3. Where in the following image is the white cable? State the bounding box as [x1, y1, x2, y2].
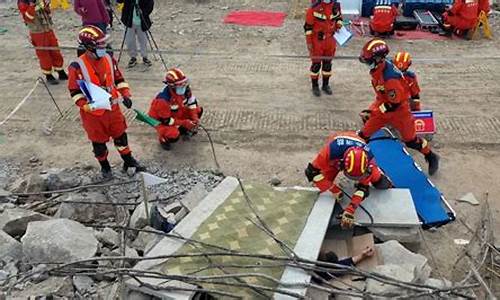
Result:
[0, 79, 40, 127]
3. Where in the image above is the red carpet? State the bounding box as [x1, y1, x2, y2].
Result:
[223, 11, 287, 27]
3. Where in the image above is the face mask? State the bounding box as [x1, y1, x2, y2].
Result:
[175, 86, 187, 95]
[95, 48, 107, 58]
[323, 0, 332, 3]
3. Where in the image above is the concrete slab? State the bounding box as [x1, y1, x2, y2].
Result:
[457, 192, 479, 206]
[274, 191, 335, 299]
[337, 188, 420, 227]
[369, 226, 421, 243]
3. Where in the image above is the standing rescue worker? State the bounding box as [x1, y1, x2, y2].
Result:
[393, 51, 421, 111]
[148, 68, 203, 150]
[305, 131, 393, 229]
[369, 0, 399, 36]
[304, 0, 343, 97]
[357, 39, 439, 175]
[441, 0, 479, 36]
[68, 25, 144, 179]
[17, 0, 67, 84]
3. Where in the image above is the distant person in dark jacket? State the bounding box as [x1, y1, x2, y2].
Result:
[117, 0, 154, 68]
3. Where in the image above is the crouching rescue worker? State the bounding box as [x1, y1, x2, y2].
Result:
[68, 25, 145, 179]
[304, 0, 343, 97]
[393, 51, 421, 111]
[357, 39, 439, 175]
[369, 0, 399, 37]
[305, 131, 393, 229]
[148, 68, 203, 150]
[18, 0, 68, 84]
[441, 0, 479, 37]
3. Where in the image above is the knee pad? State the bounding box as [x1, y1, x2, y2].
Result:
[113, 133, 128, 147]
[305, 163, 321, 182]
[310, 63, 321, 73]
[92, 142, 108, 160]
[322, 61, 332, 72]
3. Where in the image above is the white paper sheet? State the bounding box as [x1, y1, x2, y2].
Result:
[334, 26, 354, 47]
[78, 80, 112, 111]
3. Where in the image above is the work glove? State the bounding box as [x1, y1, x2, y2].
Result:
[181, 120, 197, 131]
[122, 97, 133, 109]
[82, 103, 94, 113]
[359, 109, 371, 124]
[336, 20, 343, 30]
[340, 209, 355, 229]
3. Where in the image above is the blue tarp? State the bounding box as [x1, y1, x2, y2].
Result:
[368, 129, 454, 227]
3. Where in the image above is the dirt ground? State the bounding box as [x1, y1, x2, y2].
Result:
[0, 0, 499, 293]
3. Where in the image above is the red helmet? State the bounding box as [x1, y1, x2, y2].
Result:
[164, 68, 188, 86]
[359, 39, 389, 66]
[342, 147, 370, 180]
[78, 25, 107, 49]
[393, 51, 412, 71]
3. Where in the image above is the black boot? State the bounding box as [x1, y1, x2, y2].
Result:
[322, 78, 332, 95]
[45, 74, 59, 85]
[121, 153, 146, 176]
[425, 151, 440, 176]
[99, 159, 113, 181]
[312, 79, 321, 97]
[57, 70, 68, 80]
[160, 141, 171, 151]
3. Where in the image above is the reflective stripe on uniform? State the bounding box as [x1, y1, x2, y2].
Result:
[116, 82, 129, 89]
[305, 30, 313, 35]
[25, 12, 35, 20]
[313, 12, 327, 20]
[72, 93, 85, 103]
[353, 190, 365, 198]
[313, 174, 324, 182]
[321, 71, 332, 76]
[367, 40, 386, 51]
[167, 118, 175, 126]
[171, 105, 179, 111]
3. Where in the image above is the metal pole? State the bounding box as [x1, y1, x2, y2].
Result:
[117, 27, 128, 64]
[38, 77, 63, 117]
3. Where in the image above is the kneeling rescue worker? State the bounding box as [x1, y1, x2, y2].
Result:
[148, 68, 203, 150]
[357, 39, 439, 175]
[393, 51, 421, 111]
[305, 131, 393, 229]
[441, 0, 479, 37]
[68, 25, 145, 179]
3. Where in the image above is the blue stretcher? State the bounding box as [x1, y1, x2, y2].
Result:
[368, 128, 455, 227]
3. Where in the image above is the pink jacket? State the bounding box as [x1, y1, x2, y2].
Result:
[74, 0, 110, 26]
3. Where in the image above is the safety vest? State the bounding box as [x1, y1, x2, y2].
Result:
[76, 53, 120, 116]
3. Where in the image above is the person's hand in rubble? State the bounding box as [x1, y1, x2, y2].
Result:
[352, 246, 375, 264]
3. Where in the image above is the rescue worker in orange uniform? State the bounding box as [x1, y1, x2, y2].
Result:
[304, 0, 343, 97]
[68, 25, 144, 179]
[357, 39, 439, 175]
[393, 51, 421, 111]
[478, 0, 490, 15]
[17, 0, 67, 84]
[369, 0, 399, 36]
[148, 68, 203, 150]
[305, 131, 393, 229]
[441, 0, 479, 36]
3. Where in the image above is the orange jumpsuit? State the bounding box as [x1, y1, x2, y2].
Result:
[360, 60, 431, 155]
[68, 52, 131, 161]
[18, 0, 64, 75]
[443, 0, 479, 32]
[309, 131, 384, 213]
[402, 70, 421, 111]
[148, 86, 203, 144]
[304, 0, 342, 81]
[370, 3, 398, 35]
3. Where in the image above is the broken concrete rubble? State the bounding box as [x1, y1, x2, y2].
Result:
[365, 264, 415, 296]
[40, 168, 81, 191]
[10, 276, 74, 299]
[94, 227, 120, 248]
[72, 275, 96, 295]
[369, 226, 421, 243]
[179, 182, 208, 212]
[55, 192, 116, 223]
[131, 226, 162, 254]
[22, 219, 98, 263]
[375, 240, 431, 283]
[0, 230, 22, 261]
[0, 208, 50, 237]
[130, 202, 149, 229]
